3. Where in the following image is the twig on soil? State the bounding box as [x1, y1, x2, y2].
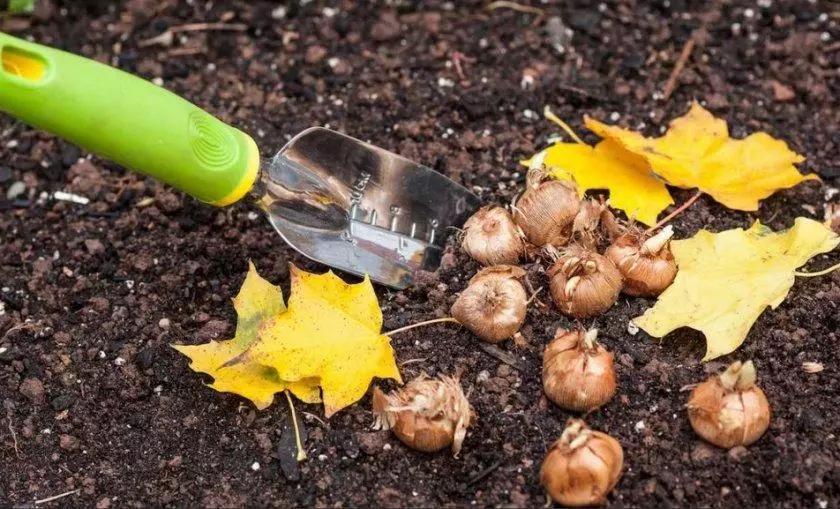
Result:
[645, 190, 703, 234]
[486, 1, 545, 27]
[138, 22, 247, 48]
[399, 358, 428, 366]
[466, 460, 503, 486]
[34, 489, 81, 505]
[302, 412, 329, 429]
[450, 51, 474, 83]
[6, 407, 21, 459]
[661, 28, 705, 100]
[477, 343, 525, 371]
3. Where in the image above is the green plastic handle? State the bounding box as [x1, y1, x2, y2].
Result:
[0, 32, 259, 205]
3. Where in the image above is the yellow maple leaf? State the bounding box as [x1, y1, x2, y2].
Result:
[172, 262, 322, 409]
[528, 139, 674, 226]
[633, 218, 839, 360]
[586, 101, 818, 210]
[246, 266, 402, 416]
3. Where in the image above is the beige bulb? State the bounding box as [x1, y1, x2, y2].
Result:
[547, 245, 623, 318]
[543, 328, 616, 412]
[372, 373, 474, 456]
[687, 360, 771, 448]
[512, 167, 580, 247]
[451, 265, 528, 343]
[460, 206, 525, 266]
[605, 225, 677, 297]
[540, 419, 624, 507]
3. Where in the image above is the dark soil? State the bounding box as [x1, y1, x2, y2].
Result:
[2, 1, 839, 507]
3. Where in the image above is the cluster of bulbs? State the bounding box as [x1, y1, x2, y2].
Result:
[370, 169, 771, 506]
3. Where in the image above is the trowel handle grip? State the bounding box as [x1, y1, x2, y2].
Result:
[0, 32, 259, 206]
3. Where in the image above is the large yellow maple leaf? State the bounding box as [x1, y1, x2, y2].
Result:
[634, 218, 839, 360]
[586, 101, 818, 211]
[172, 262, 321, 409]
[173, 264, 402, 416]
[529, 139, 674, 226]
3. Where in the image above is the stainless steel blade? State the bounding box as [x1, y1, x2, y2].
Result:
[252, 127, 481, 289]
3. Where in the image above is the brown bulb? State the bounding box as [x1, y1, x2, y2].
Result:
[372, 373, 474, 456]
[825, 203, 839, 232]
[571, 198, 607, 248]
[605, 225, 677, 297]
[547, 245, 623, 318]
[460, 206, 525, 266]
[512, 168, 580, 247]
[451, 266, 528, 343]
[687, 360, 771, 449]
[543, 328, 616, 412]
[540, 419, 624, 507]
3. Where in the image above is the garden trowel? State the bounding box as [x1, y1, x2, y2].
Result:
[0, 32, 479, 289]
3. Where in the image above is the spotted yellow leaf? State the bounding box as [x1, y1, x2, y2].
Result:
[586, 101, 818, 210]
[634, 218, 839, 360]
[173, 263, 402, 416]
[172, 262, 321, 409]
[247, 266, 402, 417]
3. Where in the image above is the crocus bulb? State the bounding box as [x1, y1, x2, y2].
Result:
[451, 265, 528, 343]
[372, 373, 474, 456]
[543, 328, 616, 412]
[547, 245, 623, 318]
[605, 225, 677, 297]
[512, 167, 580, 247]
[571, 198, 607, 248]
[687, 360, 771, 449]
[540, 419, 624, 507]
[460, 206, 525, 265]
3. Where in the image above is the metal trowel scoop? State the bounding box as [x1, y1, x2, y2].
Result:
[0, 32, 480, 288]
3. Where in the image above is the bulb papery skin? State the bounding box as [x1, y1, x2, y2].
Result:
[543, 329, 616, 412]
[451, 266, 528, 343]
[540, 419, 624, 507]
[460, 206, 525, 266]
[512, 171, 580, 247]
[605, 225, 677, 297]
[687, 360, 771, 448]
[547, 246, 623, 318]
[372, 374, 474, 456]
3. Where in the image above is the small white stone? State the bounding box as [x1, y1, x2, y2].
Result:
[318, 454, 328, 461]
[159, 318, 171, 329]
[609, 111, 621, 121]
[250, 461, 261, 471]
[322, 7, 338, 18]
[437, 77, 455, 88]
[153, 385, 163, 394]
[757, 0, 772, 7]
[0, 347, 7, 355]
[114, 357, 126, 366]
[476, 370, 491, 383]
[731, 23, 742, 35]
[744, 8, 754, 18]
[634, 420, 646, 433]
[383, 443, 392, 451]
[820, 32, 831, 42]
[523, 109, 536, 120]
[818, 13, 828, 22]
[271, 6, 287, 19]
[247, 211, 260, 221]
[152, 77, 164, 86]
[817, 500, 828, 509]
[125, 280, 135, 290]
[627, 321, 640, 335]
[98, 350, 106, 359]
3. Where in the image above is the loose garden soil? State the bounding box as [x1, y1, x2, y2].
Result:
[1, 1, 839, 507]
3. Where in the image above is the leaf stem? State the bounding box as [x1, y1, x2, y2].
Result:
[283, 390, 307, 462]
[544, 106, 586, 145]
[794, 261, 840, 278]
[645, 190, 703, 234]
[384, 317, 461, 336]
